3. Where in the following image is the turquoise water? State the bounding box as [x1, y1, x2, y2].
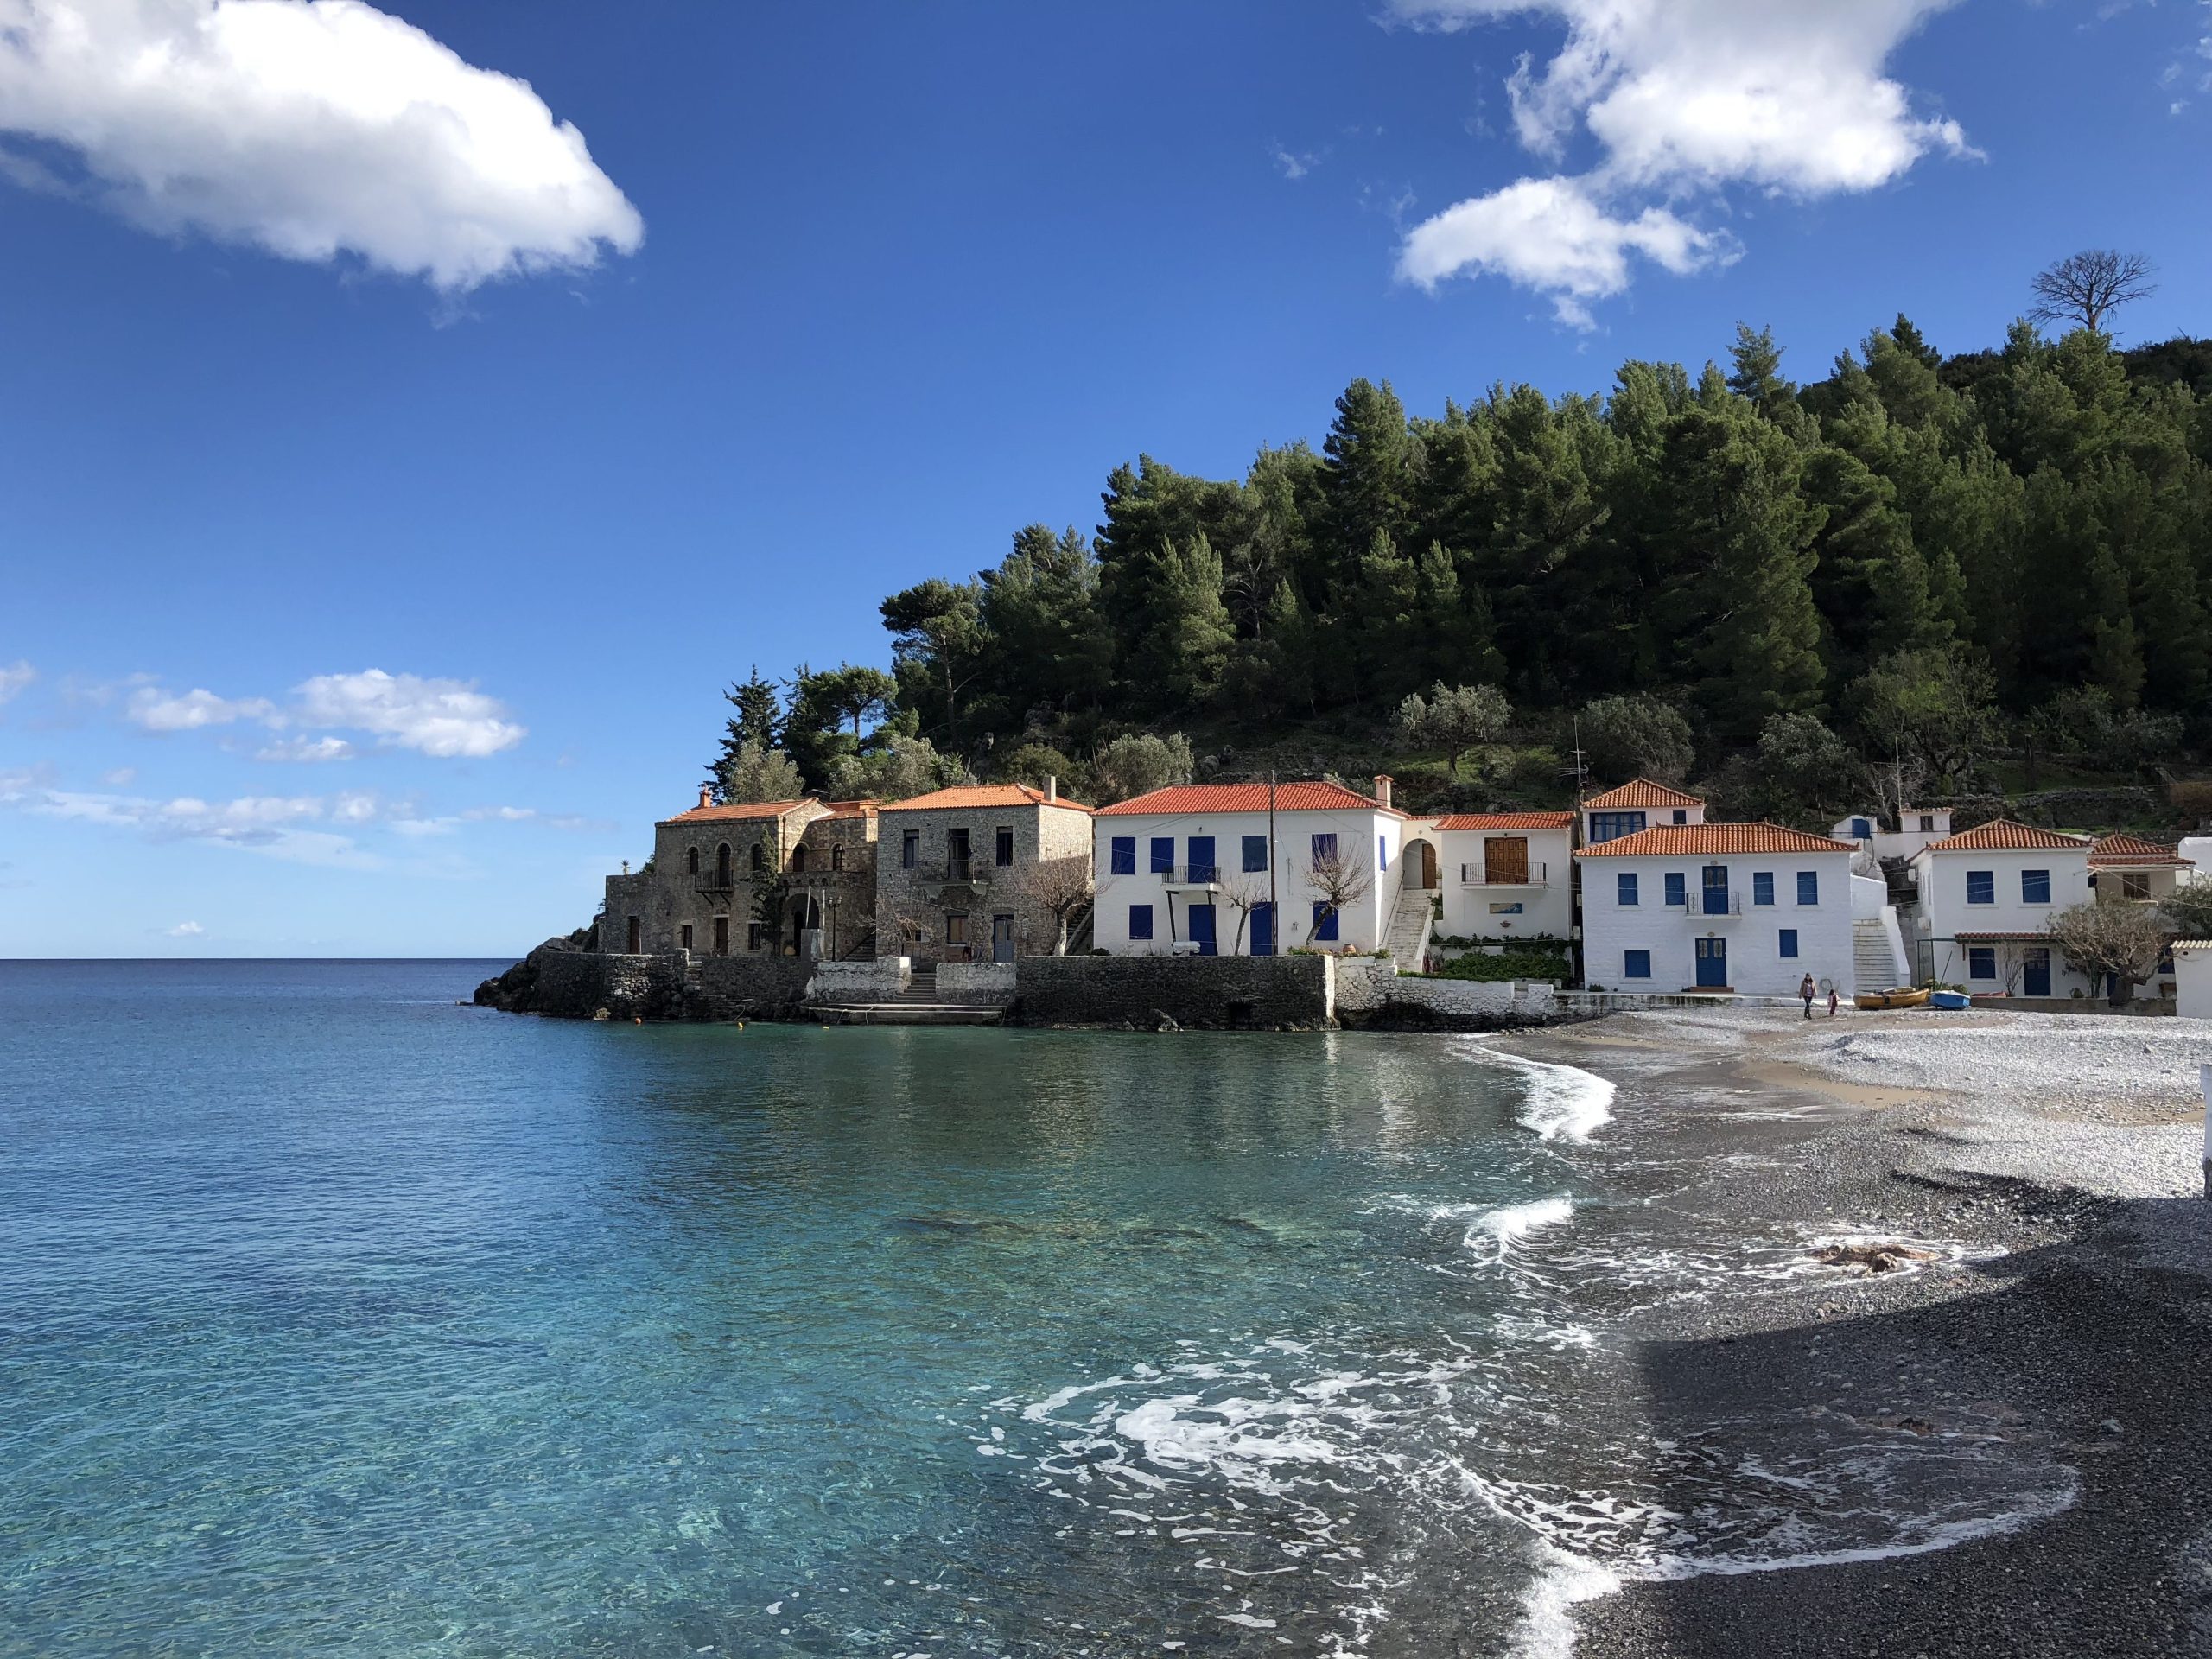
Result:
[0, 961, 1609, 1657]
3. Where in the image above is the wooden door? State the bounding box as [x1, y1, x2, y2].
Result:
[1485, 837, 1529, 885]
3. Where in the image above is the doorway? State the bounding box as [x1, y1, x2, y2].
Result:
[1250, 902, 1275, 957]
[712, 914, 728, 957]
[1415, 840, 1441, 888]
[2023, 947, 2052, 997]
[992, 913, 1015, 962]
[1694, 936, 1727, 988]
[626, 915, 641, 954]
[1482, 837, 1524, 885]
[1188, 904, 1218, 956]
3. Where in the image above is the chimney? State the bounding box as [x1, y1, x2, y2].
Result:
[1046, 775, 1058, 803]
[698, 784, 713, 810]
[1374, 773, 1393, 810]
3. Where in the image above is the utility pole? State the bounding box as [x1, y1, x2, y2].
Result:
[1268, 772, 1279, 945]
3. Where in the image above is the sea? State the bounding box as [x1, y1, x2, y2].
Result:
[0, 960, 2076, 1657]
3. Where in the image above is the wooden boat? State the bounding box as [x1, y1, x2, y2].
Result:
[1853, 987, 1932, 1011]
[1928, 990, 1972, 1011]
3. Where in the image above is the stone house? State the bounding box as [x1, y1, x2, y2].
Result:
[600, 787, 878, 961]
[874, 782, 1094, 963]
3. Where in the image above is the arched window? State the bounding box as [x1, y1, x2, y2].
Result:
[831, 844, 844, 872]
[686, 846, 699, 875]
[791, 844, 808, 874]
[750, 842, 766, 873]
[715, 842, 732, 885]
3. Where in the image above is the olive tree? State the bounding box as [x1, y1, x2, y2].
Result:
[2047, 899, 2169, 1006]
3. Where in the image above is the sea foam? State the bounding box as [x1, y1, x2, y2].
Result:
[1467, 1044, 1618, 1143]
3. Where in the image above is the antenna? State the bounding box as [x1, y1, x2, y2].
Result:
[1571, 717, 1587, 801]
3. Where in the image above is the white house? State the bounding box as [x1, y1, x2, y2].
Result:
[2172, 941, 2212, 1021]
[1432, 812, 1577, 942]
[1831, 806, 1955, 864]
[1090, 779, 1407, 956]
[1581, 779, 1705, 845]
[1905, 819, 2095, 999]
[1576, 823, 1859, 995]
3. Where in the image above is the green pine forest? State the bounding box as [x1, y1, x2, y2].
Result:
[710, 317, 2212, 833]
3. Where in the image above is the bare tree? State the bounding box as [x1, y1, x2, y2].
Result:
[2047, 899, 2169, 1006]
[1307, 846, 1373, 949]
[1016, 855, 1094, 956]
[1218, 872, 1272, 954]
[2028, 250, 2158, 336]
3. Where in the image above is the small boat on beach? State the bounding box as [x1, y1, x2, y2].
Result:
[1928, 990, 1972, 1010]
[1854, 987, 1932, 1011]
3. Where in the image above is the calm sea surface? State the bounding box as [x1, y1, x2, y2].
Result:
[3, 960, 1630, 1656]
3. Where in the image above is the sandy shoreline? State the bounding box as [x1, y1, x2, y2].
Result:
[1486, 1007, 2212, 1659]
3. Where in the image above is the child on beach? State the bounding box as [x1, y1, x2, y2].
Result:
[1827, 985, 1840, 1017]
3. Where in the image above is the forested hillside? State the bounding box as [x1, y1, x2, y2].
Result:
[712, 320, 2212, 827]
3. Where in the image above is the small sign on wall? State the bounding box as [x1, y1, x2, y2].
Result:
[1489, 901, 1524, 915]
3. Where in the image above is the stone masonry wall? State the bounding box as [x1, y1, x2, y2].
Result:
[936, 962, 1017, 1007]
[874, 803, 1092, 963]
[1013, 955, 1332, 1029]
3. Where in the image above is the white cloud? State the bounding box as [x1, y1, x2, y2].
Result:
[103, 766, 136, 786]
[25, 785, 382, 865]
[293, 669, 524, 757]
[128, 684, 279, 732]
[166, 920, 205, 938]
[0, 0, 643, 291]
[0, 659, 33, 703]
[1271, 141, 1325, 181]
[255, 734, 354, 762]
[1389, 0, 1970, 320]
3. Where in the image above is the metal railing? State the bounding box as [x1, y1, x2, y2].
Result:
[1157, 863, 1227, 885]
[911, 861, 998, 886]
[1460, 861, 1548, 887]
[1669, 889, 1743, 918]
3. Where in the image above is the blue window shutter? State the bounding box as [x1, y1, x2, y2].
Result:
[1149, 837, 1173, 874]
[1968, 947, 1995, 980]
[1110, 836, 1135, 876]
[1624, 949, 1650, 979]
[1312, 832, 1337, 863]
[1796, 870, 1818, 906]
[2022, 869, 2050, 904]
[1663, 872, 1686, 907]
[1779, 929, 1798, 959]
[1753, 872, 1774, 906]
[1618, 872, 1637, 906]
[1311, 901, 1339, 942]
[1967, 870, 1993, 905]
[1128, 904, 1153, 941]
[1378, 835, 1389, 871]
[1242, 836, 1267, 873]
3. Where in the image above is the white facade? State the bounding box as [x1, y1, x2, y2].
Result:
[1907, 835, 2095, 998]
[1580, 780, 1705, 846]
[1433, 817, 1576, 942]
[1578, 834, 1857, 996]
[2174, 943, 2212, 1021]
[1090, 803, 1406, 957]
[1833, 807, 1955, 864]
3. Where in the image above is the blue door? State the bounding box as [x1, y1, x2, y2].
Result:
[1694, 937, 1726, 988]
[1701, 864, 1728, 917]
[1249, 902, 1275, 957]
[1187, 836, 1217, 883]
[1188, 904, 1217, 956]
[2023, 947, 2051, 997]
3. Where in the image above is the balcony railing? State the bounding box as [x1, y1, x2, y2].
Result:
[1460, 861, 1548, 887]
[1155, 863, 1226, 886]
[1669, 890, 1743, 918]
[912, 861, 996, 886]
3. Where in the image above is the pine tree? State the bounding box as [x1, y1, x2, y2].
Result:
[1322, 378, 1414, 560]
[1127, 534, 1236, 712]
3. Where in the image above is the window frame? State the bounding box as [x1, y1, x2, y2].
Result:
[1795, 870, 1819, 906]
[1965, 869, 1994, 906]
[1150, 836, 1175, 874]
[1778, 928, 1799, 959]
[1242, 835, 1268, 874]
[1311, 900, 1339, 942]
[1624, 949, 1651, 980]
[1663, 871, 1687, 908]
[2020, 868, 2051, 906]
[1618, 872, 1638, 906]
[1967, 946, 1996, 981]
[1109, 836, 1136, 876]
[1128, 903, 1154, 942]
[995, 826, 1015, 868]
[1752, 871, 1774, 906]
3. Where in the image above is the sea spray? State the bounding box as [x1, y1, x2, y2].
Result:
[1465, 1041, 1618, 1142]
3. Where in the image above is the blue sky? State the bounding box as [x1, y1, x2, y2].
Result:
[2, 0, 2206, 957]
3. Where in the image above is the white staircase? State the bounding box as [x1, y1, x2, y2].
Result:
[1852, 918, 1905, 995]
[1386, 887, 1434, 966]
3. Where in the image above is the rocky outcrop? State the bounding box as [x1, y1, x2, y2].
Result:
[473, 930, 594, 1012]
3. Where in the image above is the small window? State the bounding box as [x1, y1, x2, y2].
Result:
[1663, 872, 1687, 908]
[1968, 946, 1996, 981]
[2122, 872, 2150, 900]
[746, 921, 765, 952]
[1966, 870, 1993, 905]
[945, 913, 969, 945]
[1919, 815, 1935, 832]
[1311, 902, 1340, 942]
[995, 826, 1014, 868]
[791, 844, 806, 874]
[1378, 835, 1389, 872]
[1110, 836, 1136, 875]
[686, 846, 699, 875]
[2021, 868, 2050, 905]
[1796, 870, 1818, 906]
[679, 923, 693, 951]
[1671, 810, 1688, 825]
[831, 844, 844, 871]
[1588, 812, 1645, 844]
[1242, 835, 1267, 873]
[751, 842, 766, 872]
[1752, 872, 1774, 906]
[1311, 832, 1338, 864]
[1150, 837, 1174, 874]
[1624, 949, 1651, 980]
[1851, 818, 1872, 839]
[1779, 928, 1799, 959]
[901, 830, 918, 869]
[1618, 872, 1638, 906]
[1128, 904, 1154, 941]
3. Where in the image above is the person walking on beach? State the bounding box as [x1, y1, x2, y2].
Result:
[1799, 973, 1816, 1019]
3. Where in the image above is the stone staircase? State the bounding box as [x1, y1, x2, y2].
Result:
[816, 961, 1005, 1026]
[1852, 918, 1905, 995]
[1385, 887, 1434, 967]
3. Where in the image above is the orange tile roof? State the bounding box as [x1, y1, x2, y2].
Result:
[1574, 822, 1857, 857]
[879, 783, 1091, 813]
[664, 798, 813, 825]
[1920, 819, 2091, 855]
[1582, 777, 1703, 810]
[823, 798, 880, 818]
[1434, 811, 1578, 830]
[2088, 833, 2192, 868]
[1093, 780, 1406, 818]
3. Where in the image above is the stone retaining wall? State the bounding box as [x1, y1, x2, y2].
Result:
[806, 958, 909, 1006]
[531, 950, 686, 1020]
[937, 962, 1018, 1007]
[1013, 955, 1333, 1029]
[693, 956, 814, 1020]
